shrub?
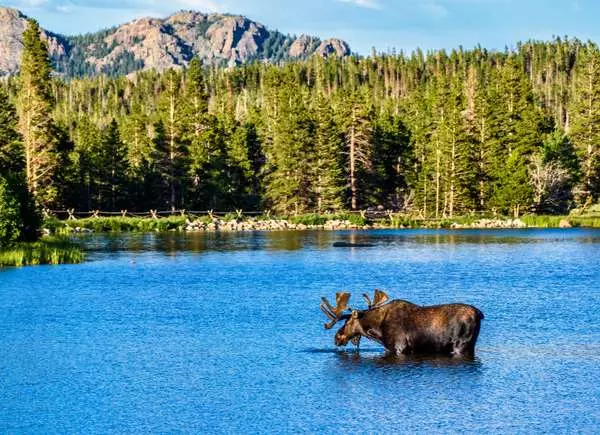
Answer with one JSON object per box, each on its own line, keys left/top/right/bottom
{"left": 342, "top": 213, "right": 368, "bottom": 227}
{"left": 289, "top": 214, "right": 328, "bottom": 226}
{"left": 0, "top": 177, "right": 22, "bottom": 246}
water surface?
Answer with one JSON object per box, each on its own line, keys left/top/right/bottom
{"left": 1, "top": 229, "right": 599, "bottom": 433}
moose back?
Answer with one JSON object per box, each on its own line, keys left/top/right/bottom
{"left": 321, "top": 290, "right": 484, "bottom": 357}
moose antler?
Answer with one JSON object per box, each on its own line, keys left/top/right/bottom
{"left": 362, "top": 289, "right": 389, "bottom": 309}
{"left": 320, "top": 292, "right": 351, "bottom": 329}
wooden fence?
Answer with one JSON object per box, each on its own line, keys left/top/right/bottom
{"left": 43, "top": 208, "right": 408, "bottom": 221}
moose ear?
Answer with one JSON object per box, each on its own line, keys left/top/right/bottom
{"left": 373, "top": 289, "right": 389, "bottom": 306}
{"left": 351, "top": 310, "right": 359, "bottom": 319}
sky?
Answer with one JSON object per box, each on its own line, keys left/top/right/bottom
{"left": 2, "top": 0, "right": 599, "bottom": 54}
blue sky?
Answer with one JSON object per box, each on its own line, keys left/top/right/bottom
{"left": 3, "top": 0, "right": 598, "bottom": 54}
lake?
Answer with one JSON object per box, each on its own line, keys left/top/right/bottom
{"left": 1, "top": 229, "right": 599, "bottom": 433}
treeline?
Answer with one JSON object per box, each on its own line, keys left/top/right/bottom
{"left": 2, "top": 24, "right": 600, "bottom": 219}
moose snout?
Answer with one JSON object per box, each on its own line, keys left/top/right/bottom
{"left": 335, "top": 331, "right": 348, "bottom": 346}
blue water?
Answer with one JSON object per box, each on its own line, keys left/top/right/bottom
{"left": 1, "top": 229, "right": 600, "bottom": 433}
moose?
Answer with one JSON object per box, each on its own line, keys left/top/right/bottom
{"left": 320, "top": 290, "right": 484, "bottom": 357}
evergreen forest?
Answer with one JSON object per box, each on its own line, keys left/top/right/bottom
{"left": 2, "top": 21, "right": 600, "bottom": 221}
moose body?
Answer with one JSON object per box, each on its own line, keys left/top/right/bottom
{"left": 321, "top": 292, "right": 484, "bottom": 357}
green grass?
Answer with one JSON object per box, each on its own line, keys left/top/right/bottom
{"left": 521, "top": 214, "right": 600, "bottom": 228}
{"left": 520, "top": 215, "right": 566, "bottom": 228}
{"left": 0, "top": 239, "right": 85, "bottom": 267}
{"left": 571, "top": 216, "right": 600, "bottom": 228}
{"left": 289, "top": 214, "right": 329, "bottom": 226}
{"left": 387, "top": 214, "right": 477, "bottom": 229}
{"left": 288, "top": 213, "right": 369, "bottom": 227}
{"left": 48, "top": 216, "right": 188, "bottom": 233}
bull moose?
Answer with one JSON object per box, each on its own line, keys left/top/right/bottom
{"left": 320, "top": 290, "right": 484, "bottom": 357}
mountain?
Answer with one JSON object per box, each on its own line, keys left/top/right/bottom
{"left": 0, "top": 6, "right": 351, "bottom": 78}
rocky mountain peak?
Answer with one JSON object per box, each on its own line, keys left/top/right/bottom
{"left": 317, "top": 38, "right": 351, "bottom": 57}
{"left": 0, "top": 7, "right": 352, "bottom": 77}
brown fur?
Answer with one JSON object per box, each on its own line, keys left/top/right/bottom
{"left": 334, "top": 300, "right": 484, "bottom": 357}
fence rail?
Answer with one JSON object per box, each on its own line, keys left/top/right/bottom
{"left": 43, "top": 208, "right": 491, "bottom": 222}
{"left": 44, "top": 209, "right": 269, "bottom": 220}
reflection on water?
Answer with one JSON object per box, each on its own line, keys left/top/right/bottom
{"left": 77, "top": 228, "right": 600, "bottom": 256}
{"left": 1, "top": 228, "right": 600, "bottom": 433}
{"left": 331, "top": 347, "right": 482, "bottom": 368}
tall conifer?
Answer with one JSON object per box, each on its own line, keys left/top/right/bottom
{"left": 17, "top": 19, "right": 57, "bottom": 206}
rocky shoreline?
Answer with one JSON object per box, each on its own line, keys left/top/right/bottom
{"left": 53, "top": 216, "right": 582, "bottom": 234}
{"left": 184, "top": 217, "right": 534, "bottom": 232}
{"left": 184, "top": 218, "right": 371, "bottom": 232}
{"left": 450, "top": 219, "right": 528, "bottom": 229}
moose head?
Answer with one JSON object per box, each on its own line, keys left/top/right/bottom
{"left": 320, "top": 290, "right": 390, "bottom": 347}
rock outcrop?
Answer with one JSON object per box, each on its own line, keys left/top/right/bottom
{"left": 0, "top": 6, "right": 351, "bottom": 77}
{"left": 316, "top": 38, "right": 352, "bottom": 58}
{"left": 289, "top": 35, "right": 320, "bottom": 58}
{"left": 0, "top": 7, "right": 66, "bottom": 76}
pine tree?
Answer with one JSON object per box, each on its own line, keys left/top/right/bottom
{"left": 370, "top": 108, "right": 412, "bottom": 210}
{"left": 69, "top": 116, "right": 100, "bottom": 210}
{"left": 487, "top": 55, "right": 546, "bottom": 214}
{"left": 17, "top": 19, "right": 57, "bottom": 206}
{"left": 157, "top": 69, "right": 188, "bottom": 210}
{"left": 313, "top": 96, "right": 344, "bottom": 212}
{"left": 493, "top": 153, "right": 534, "bottom": 217}
{"left": 98, "top": 119, "right": 128, "bottom": 210}
{"left": 338, "top": 90, "right": 374, "bottom": 210}
{"left": 0, "top": 177, "right": 21, "bottom": 246}
{"left": 0, "top": 89, "right": 22, "bottom": 173}
{"left": 404, "top": 84, "right": 435, "bottom": 216}
{"left": 264, "top": 90, "right": 315, "bottom": 214}
{"left": 464, "top": 63, "right": 493, "bottom": 211}
{"left": 0, "top": 88, "right": 39, "bottom": 242}
{"left": 439, "top": 73, "right": 476, "bottom": 217}
{"left": 568, "top": 43, "right": 600, "bottom": 205}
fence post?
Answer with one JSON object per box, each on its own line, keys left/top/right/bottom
{"left": 92, "top": 210, "right": 100, "bottom": 218}
{"left": 236, "top": 209, "right": 243, "bottom": 219}
{"left": 68, "top": 209, "right": 76, "bottom": 221}
{"left": 150, "top": 210, "right": 158, "bottom": 220}
{"left": 121, "top": 210, "right": 127, "bottom": 218}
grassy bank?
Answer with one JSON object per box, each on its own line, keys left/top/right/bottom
{"left": 45, "top": 216, "right": 190, "bottom": 234}
{"left": 41, "top": 213, "right": 505, "bottom": 233}
{"left": 40, "top": 211, "right": 600, "bottom": 235}
{"left": 46, "top": 213, "right": 370, "bottom": 233}
{"left": 0, "top": 239, "right": 85, "bottom": 267}
{"left": 521, "top": 215, "right": 600, "bottom": 228}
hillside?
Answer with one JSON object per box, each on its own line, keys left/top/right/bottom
{"left": 0, "top": 6, "right": 351, "bottom": 77}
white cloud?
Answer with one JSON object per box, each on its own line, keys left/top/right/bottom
{"left": 337, "top": 0, "right": 381, "bottom": 10}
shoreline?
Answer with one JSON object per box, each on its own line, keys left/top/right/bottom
{"left": 42, "top": 215, "right": 600, "bottom": 234}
